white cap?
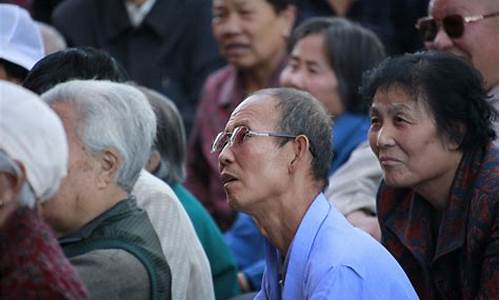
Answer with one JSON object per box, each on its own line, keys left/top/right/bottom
{"left": 0, "top": 80, "right": 68, "bottom": 202}
{"left": 0, "top": 4, "right": 44, "bottom": 70}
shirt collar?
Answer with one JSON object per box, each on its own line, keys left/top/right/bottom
{"left": 103, "top": 0, "right": 179, "bottom": 41}
{"left": 217, "top": 58, "right": 289, "bottom": 108}
{"left": 125, "top": 0, "right": 157, "bottom": 27}
{"left": 283, "top": 193, "right": 330, "bottom": 294}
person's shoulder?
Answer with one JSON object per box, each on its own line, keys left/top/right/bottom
{"left": 307, "top": 264, "right": 417, "bottom": 299}
{"left": 472, "top": 144, "right": 499, "bottom": 201}
{"left": 70, "top": 249, "right": 150, "bottom": 299}
{"left": 204, "top": 65, "right": 234, "bottom": 89}
{"left": 52, "top": 0, "right": 100, "bottom": 40}
{"left": 307, "top": 221, "right": 417, "bottom": 298}
{"left": 468, "top": 144, "right": 499, "bottom": 221}
{"left": 197, "top": 65, "right": 235, "bottom": 108}
{"left": 52, "top": 0, "right": 97, "bottom": 18}
{"left": 133, "top": 170, "right": 178, "bottom": 201}
{"left": 312, "top": 211, "right": 403, "bottom": 274}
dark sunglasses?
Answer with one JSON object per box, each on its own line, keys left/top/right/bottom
{"left": 416, "top": 12, "right": 498, "bottom": 42}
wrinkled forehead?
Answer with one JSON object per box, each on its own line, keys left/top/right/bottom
{"left": 226, "top": 94, "right": 279, "bottom": 131}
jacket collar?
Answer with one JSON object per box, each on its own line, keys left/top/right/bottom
{"left": 102, "top": 0, "right": 180, "bottom": 41}
{"left": 59, "top": 196, "right": 137, "bottom": 245}
{"left": 217, "top": 58, "right": 288, "bottom": 108}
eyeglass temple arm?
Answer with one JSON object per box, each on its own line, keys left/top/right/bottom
{"left": 465, "top": 12, "right": 499, "bottom": 22}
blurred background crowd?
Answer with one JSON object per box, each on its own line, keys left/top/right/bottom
{"left": 0, "top": 0, "right": 497, "bottom": 299}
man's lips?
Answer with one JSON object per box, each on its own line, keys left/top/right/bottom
{"left": 220, "top": 172, "right": 238, "bottom": 185}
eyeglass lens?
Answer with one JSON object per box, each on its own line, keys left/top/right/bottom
{"left": 213, "top": 126, "right": 250, "bottom": 153}
{"left": 419, "top": 15, "right": 465, "bottom": 41}
{"left": 230, "top": 127, "right": 249, "bottom": 146}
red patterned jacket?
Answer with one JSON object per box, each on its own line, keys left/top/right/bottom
{"left": 0, "top": 208, "right": 88, "bottom": 299}
{"left": 377, "top": 143, "right": 498, "bottom": 300}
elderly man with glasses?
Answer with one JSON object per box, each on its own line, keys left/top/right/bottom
{"left": 416, "top": 0, "right": 499, "bottom": 141}
{"left": 214, "top": 87, "right": 418, "bottom": 299}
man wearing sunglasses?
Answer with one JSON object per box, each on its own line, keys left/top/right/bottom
{"left": 215, "top": 87, "right": 418, "bottom": 299}
{"left": 416, "top": 0, "right": 498, "bottom": 141}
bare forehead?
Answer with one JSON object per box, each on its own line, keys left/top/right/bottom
{"left": 370, "top": 87, "right": 430, "bottom": 117}
{"left": 226, "top": 94, "right": 279, "bottom": 130}
{"left": 430, "top": 0, "right": 488, "bottom": 15}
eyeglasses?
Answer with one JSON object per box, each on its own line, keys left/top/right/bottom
{"left": 416, "top": 12, "right": 498, "bottom": 42}
{"left": 211, "top": 126, "right": 298, "bottom": 153}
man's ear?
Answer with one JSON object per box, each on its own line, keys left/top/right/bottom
{"left": 146, "top": 150, "right": 161, "bottom": 173}
{"left": 10, "top": 160, "right": 26, "bottom": 195}
{"left": 279, "top": 4, "right": 297, "bottom": 39}
{"left": 0, "top": 161, "right": 26, "bottom": 208}
{"left": 96, "top": 148, "right": 121, "bottom": 189}
{"left": 288, "top": 135, "right": 310, "bottom": 173}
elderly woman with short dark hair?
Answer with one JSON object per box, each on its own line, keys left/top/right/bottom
{"left": 362, "top": 51, "right": 498, "bottom": 299}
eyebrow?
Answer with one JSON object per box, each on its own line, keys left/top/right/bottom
{"left": 370, "top": 103, "right": 414, "bottom": 115}
{"left": 305, "top": 60, "right": 321, "bottom": 69}
{"left": 290, "top": 53, "right": 322, "bottom": 66}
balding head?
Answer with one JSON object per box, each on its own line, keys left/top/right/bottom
{"left": 426, "top": 0, "right": 498, "bottom": 89}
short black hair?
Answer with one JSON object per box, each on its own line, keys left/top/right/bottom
{"left": 0, "top": 58, "right": 29, "bottom": 82}
{"left": 289, "top": 17, "right": 386, "bottom": 114}
{"left": 265, "top": 0, "right": 295, "bottom": 14}
{"left": 23, "top": 47, "right": 129, "bottom": 94}
{"left": 360, "top": 51, "right": 497, "bottom": 151}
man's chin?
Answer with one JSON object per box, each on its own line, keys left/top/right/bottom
{"left": 226, "top": 193, "right": 247, "bottom": 212}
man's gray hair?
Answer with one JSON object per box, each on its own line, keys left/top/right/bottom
{"left": 252, "top": 88, "right": 333, "bottom": 188}
{"left": 42, "top": 80, "right": 157, "bottom": 192}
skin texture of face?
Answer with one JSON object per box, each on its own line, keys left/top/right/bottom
{"left": 368, "top": 86, "right": 461, "bottom": 199}
{"left": 41, "top": 102, "right": 99, "bottom": 236}
{"left": 280, "top": 33, "right": 343, "bottom": 117}
{"left": 218, "top": 95, "right": 292, "bottom": 213}
{"left": 212, "top": 0, "right": 294, "bottom": 71}
{"left": 427, "top": 0, "right": 499, "bottom": 89}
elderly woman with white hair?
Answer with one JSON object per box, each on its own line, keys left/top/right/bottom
{"left": 0, "top": 81, "right": 88, "bottom": 299}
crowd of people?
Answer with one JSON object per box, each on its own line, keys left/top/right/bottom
{"left": 0, "top": 0, "right": 497, "bottom": 299}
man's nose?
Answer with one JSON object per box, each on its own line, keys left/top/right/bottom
{"left": 426, "top": 27, "right": 454, "bottom": 51}
{"left": 218, "top": 13, "right": 242, "bottom": 37}
{"left": 218, "top": 141, "right": 234, "bottom": 169}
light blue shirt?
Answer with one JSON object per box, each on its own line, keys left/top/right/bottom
{"left": 255, "top": 193, "right": 418, "bottom": 299}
